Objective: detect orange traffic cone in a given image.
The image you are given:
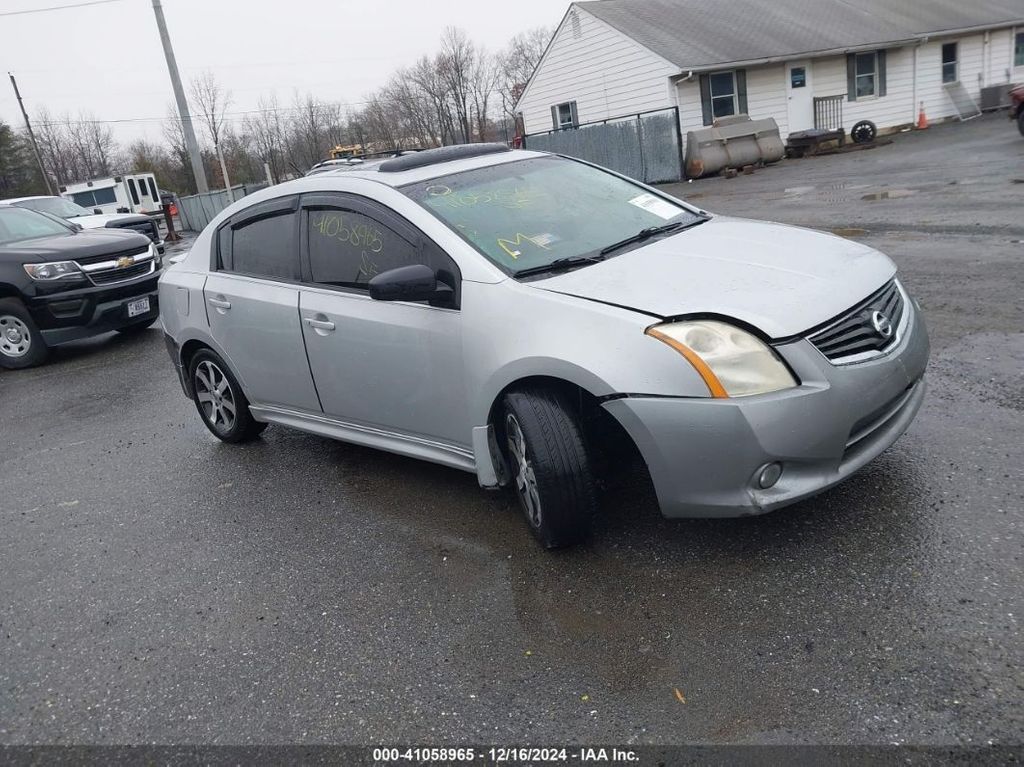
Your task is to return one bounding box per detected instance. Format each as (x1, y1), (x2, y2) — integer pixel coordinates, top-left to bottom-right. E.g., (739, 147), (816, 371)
(917, 101), (928, 130)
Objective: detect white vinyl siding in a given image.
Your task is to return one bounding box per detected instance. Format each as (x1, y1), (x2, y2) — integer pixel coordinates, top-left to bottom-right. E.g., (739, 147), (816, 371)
(516, 6), (677, 135)
(676, 64), (789, 137)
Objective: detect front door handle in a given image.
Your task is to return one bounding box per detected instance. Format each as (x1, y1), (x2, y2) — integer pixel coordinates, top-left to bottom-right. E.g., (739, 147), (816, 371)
(208, 296), (231, 311)
(304, 316), (336, 333)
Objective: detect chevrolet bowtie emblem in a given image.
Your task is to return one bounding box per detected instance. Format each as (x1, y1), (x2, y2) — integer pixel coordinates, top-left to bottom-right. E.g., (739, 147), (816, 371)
(116, 256), (134, 268)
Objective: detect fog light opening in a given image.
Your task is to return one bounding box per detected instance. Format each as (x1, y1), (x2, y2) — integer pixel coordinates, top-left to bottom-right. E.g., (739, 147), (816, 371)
(757, 462), (783, 489)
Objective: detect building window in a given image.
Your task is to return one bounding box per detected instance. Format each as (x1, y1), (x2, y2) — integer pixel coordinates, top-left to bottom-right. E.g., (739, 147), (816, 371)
(855, 52), (877, 97)
(552, 100), (578, 130)
(847, 50), (887, 101)
(942, 42), (958, 83)
(1015, 31), (1024, 67)
(709, 71), (738, 118)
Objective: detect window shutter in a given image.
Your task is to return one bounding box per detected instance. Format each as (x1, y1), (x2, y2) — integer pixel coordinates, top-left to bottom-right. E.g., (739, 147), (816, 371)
(699, 74), (713, 125)
(551, 105), (559, 130)
(846, 53), (857, 101)
(736, 69), (748, 115)
(877, 50), (887, 97)
(569, 101), (579, 127)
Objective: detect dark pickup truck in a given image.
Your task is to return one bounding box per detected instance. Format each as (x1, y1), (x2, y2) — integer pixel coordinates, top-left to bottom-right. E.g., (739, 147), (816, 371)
(0, 204), (160, 369)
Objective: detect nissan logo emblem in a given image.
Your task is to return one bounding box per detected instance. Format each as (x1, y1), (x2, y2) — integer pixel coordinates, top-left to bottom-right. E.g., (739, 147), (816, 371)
(871, 310), (893, 339)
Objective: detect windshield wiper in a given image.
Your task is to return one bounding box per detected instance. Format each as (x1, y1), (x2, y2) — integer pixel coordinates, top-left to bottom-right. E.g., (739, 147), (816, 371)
(599, 216), (708, 256)
(512, 254), (606, 278)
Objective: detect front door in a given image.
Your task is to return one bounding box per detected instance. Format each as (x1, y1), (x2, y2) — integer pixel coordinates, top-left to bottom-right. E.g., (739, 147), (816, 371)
(786, 60), (814, 132)
(204, 196), (321, 412)
(296, 193), (469, 449)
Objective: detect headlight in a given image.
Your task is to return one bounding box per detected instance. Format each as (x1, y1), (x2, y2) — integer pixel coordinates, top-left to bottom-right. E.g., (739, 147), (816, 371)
(23, 261), (85, 281)
(645, 319), (797, 397)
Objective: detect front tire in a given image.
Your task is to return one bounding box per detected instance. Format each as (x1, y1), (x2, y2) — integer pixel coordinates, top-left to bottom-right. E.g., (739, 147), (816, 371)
(188, 349), (267, 443)
(502, 387), (597, 549)
(0, 298), (49, 369)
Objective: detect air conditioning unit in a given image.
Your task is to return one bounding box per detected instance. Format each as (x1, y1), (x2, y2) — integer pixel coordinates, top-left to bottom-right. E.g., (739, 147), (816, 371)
(980, 83), (1017, 111)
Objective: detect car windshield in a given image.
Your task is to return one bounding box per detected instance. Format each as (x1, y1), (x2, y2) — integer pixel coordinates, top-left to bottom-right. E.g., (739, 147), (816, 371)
(401, 156), (701, 275)
(0, 206), (73, 246)
(13, 196), (93, 219)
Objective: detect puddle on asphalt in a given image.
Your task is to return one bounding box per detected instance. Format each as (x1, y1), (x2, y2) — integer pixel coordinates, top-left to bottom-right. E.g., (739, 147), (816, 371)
(861, 189), (918, 200)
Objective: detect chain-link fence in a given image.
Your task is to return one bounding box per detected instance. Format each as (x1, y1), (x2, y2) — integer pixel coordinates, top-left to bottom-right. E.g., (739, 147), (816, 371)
(523, 108), (683, 184)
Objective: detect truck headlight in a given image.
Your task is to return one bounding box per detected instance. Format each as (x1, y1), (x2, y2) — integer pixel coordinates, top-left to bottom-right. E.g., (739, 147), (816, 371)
(645, 320), (797, 397)
(23, 261), (85, 281)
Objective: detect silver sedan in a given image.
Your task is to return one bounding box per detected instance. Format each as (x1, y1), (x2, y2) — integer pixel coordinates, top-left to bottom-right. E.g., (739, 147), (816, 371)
(159, 144), (929, 548)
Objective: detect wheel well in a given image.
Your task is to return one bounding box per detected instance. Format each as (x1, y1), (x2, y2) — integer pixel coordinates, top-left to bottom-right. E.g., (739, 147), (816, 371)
(0, 284), (21, 300)
(488, 376), (643, 475)
(178, 339), (213, 397)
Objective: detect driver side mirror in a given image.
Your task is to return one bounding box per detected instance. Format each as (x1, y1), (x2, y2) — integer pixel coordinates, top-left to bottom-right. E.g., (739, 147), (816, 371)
(93, 208), (103, 214)
(69, 222), (84, 231)
(368, 264), (454, 307)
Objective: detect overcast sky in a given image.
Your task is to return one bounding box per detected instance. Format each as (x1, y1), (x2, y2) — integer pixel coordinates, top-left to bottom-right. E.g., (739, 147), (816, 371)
(0, 0), (563, 145)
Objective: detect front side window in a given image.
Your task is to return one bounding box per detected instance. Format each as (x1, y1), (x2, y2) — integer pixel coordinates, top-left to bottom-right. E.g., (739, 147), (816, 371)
(227, 211), (299, 281)
(0, 207), (72, 245)
(709, 71), (737, 118)
(306, 208), (419, 289)
(401, 156), (700, 275)
(1015, 32), (1023, 67)
(942, 42), (958, 83)
(855, 52), (877, 97)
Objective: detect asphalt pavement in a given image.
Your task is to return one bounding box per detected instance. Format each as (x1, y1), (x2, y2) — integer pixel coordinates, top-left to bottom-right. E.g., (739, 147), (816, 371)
(1, 113), (1021, 747)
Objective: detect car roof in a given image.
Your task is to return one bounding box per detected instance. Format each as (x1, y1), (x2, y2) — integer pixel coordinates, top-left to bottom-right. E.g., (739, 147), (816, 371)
(312, 146), (549, 187)
(0, 195), (55, 204)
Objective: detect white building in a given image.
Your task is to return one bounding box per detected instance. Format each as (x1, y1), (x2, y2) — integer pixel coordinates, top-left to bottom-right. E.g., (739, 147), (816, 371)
(515, 0), (1024, 139)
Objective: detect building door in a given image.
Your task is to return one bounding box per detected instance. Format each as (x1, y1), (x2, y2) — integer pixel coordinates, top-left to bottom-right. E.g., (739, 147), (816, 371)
(786, 60), (814, 132)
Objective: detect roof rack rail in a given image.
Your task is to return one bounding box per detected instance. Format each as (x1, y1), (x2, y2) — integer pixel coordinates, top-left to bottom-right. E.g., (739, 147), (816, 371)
(378, 143), (510, 172)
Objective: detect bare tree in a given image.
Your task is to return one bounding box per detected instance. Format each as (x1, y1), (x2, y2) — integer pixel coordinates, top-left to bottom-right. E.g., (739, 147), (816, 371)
(188, 70), (232, 149)
(498, 26), (551, 135)
(243, 94), (287, 183)
(162, 104), (199, 193)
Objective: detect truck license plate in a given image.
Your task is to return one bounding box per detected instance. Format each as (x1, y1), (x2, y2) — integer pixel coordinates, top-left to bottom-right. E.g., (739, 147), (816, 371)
(127, 297), (150, 318)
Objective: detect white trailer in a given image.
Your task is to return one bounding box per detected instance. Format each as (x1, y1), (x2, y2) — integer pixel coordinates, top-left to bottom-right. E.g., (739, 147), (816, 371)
(60, 173), (163, 215)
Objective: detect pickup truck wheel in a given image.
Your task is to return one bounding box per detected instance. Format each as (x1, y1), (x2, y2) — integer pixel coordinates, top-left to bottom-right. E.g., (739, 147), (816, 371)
(189, 349), (267, 443)
(0, 298), (49, 369)
(502, 388), (597, 549)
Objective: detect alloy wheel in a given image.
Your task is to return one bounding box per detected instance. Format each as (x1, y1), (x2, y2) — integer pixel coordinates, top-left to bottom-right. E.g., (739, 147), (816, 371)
(194, 360), (237, 432)
(506, 413), (542, 527)
(0, 315), (31, 358)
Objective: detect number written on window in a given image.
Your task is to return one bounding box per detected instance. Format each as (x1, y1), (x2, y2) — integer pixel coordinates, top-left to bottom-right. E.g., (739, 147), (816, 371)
(308, 210), (418, 288)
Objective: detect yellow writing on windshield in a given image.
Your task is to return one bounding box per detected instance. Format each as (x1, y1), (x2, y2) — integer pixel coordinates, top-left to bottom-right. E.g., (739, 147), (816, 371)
(497, 233), (549, 260)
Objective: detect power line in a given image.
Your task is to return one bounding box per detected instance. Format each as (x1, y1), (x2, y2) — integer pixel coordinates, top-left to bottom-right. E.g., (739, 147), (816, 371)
(0, 0), (122, 17)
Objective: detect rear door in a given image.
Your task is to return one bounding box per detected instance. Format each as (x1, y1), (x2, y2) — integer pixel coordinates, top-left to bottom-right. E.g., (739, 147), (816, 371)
(296, 193), (468, 447)
(204, 195), (321, 412)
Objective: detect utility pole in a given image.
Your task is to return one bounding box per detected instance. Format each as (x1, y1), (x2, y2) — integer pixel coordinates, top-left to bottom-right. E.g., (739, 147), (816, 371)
(8, 73), (53, 195)
(150, 0), (208, 194)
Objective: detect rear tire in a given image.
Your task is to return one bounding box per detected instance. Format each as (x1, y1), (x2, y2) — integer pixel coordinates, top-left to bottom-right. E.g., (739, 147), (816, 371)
(502, 387), (598, 549)
(0, 298), (49, 370)
(188, 348), (267, 443)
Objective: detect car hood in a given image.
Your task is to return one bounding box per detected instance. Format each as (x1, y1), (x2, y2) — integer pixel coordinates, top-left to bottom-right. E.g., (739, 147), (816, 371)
(530, 216), (896, 338)
(70, 213), (149, 228)
(0, 229), (151, 263)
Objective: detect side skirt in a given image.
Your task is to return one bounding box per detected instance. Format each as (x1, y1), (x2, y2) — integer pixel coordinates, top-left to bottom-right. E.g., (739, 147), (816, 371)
(249, 405), (477, 474)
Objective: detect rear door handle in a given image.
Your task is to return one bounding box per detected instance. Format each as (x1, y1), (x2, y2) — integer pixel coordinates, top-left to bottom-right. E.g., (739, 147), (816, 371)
(208, 296), (231, 310)
(304, 317), (336, 332)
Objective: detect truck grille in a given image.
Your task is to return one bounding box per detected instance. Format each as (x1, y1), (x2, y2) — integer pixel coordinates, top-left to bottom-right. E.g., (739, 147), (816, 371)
(89, 261), (155, 285)
(807, 280), (905, 363)
(109, 219), (160, 243)
(75, 244), (150, 267)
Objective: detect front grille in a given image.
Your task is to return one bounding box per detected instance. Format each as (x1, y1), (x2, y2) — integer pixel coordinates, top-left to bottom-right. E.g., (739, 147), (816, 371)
(807, 280), (905, 363)
(89, 260), (155, 285)
(74, 244), (150, 267)
(109, 219), (160, 243)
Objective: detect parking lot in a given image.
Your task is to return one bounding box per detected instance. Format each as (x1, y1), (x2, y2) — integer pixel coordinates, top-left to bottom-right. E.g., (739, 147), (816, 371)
(1, 114), (1021, 746)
